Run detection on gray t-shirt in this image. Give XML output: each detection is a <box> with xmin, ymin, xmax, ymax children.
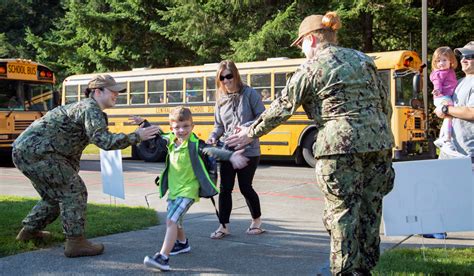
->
<box><xmin>451</xmin><ymin>76</ymin><xmax>474</xmax><ymax>157</ymax></box>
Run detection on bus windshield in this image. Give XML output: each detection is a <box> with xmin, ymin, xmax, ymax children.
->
<box><xmin>394</xmin><ymin>69</ymin><xmax>418</xmax><ymax>106</ymax></box>
<box><xmin>0</xmin><ymin>80</ymin><xmax>54</xmax><ymax>111</ymax></box>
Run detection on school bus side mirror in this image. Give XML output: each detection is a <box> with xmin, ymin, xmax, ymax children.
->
<box><xmin>411</xmin><ymin>73</ymin><xmax>423</xmax><ymax>109</ymax></box>
<box><xmin>412</xmin><ymin>73</ymin><xmax>421</xmax><ymax>98</ymax></box>
<box><xmin>53</xmin><ymin>90</ymin><xmax>61</xmax><ymax>107</ymax></box>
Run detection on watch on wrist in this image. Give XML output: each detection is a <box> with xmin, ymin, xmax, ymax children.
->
<box><xmin>441</xmin><ymin>105</ymin><xmax>449</xmax><ymax>115</ymax></box>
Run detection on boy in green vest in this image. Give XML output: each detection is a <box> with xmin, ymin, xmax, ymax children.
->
<box><xmin>142</xmin><ymin>106</ymin><xmax>248</xmax><ymax>271</ymax></box>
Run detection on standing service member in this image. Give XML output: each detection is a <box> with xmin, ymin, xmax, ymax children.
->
<box><xmin>226</xmin><ymin>12</ymin><xmax>395</xmax><ymax>274</ymax></box>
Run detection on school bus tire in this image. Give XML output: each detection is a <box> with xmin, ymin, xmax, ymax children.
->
<box><xmin>137</xmin><ymin>139</ymin><xmax>167</xmax><ymax>162</ymax></box>
<box><xmin>302</xmin><ymin>130</ymin><xmax>316</xmax><ymax>168</ymax></box>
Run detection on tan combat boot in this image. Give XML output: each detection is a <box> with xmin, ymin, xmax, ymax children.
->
<box><xmin>64</xmin><ymin>235</ymin><xmax>104</xmax><ymax>258</ymax></box>
<box><xmin>16</xmin><ymin>227</ymin><xmax>52</xmax><ymax>241</ymax></box>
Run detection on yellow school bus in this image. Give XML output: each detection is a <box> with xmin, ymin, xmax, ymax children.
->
<box><xmin>62</xmin><ymin>51</ymin><xmax>429</xmax><ymax>166</ymax></box>
<box><xmin>0</xmin><ymin>59</ymin><xmax>58</xmax><ymax>158</ymax></box>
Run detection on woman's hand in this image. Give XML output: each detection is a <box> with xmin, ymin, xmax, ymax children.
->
<box><xmin>226</xmin><ymin>126</ymin><xmax>254</xmax><ymax>150</ymax></box>
<box><xmin>229</xmin><ymin>149</ymin><xmax>249</xmax><ymax>169</ymax></box>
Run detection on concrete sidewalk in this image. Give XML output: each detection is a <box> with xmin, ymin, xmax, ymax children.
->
<box><xmin>1</xmin><ymin>158</ymin><xmax>473</xmax><ymax>275</ymax></box>
<box><xmin>1</xmin><ymin>197</ymin><xmax>473</xmax><ymax>275</ymax></box>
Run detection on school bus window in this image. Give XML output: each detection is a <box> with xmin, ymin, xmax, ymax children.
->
<box><xmin>275</xmin><ymin>73</ymin><xmax>288</xmax><ymax>98</ymax></box>
<box><xmin>115</xmin><ymin>82</ymin><xmax>127</xmax><ymax>105</ymax></box>
<box><xmin>378</xmin><ymin>70</ymin><xmax>390</xmax><ymax>94</ymax></box>
<box><xmin>65</xmin><ymin>85</ymin><xmax>78</xmax><ymax>104</ymax></box>
<box><xmin>395</xmin><ymin>71</ymin><xmax>415</xmax><ymax>106</ymax></box>
<box><xmin>148</xmin><ymin>80</ymin><xmax>164</xmax><ymax>104</ymax></box>
<box><xmin>206</xmin><ymin>76</ymin><xmax>216</xmax><ymax>102</ymax></box>
<box><xmin>80</xmin><ymin>84</ymin><xmax>88</xmax><ymax>100</ymax></box>
<box><xmin>24</xmin><ymin>83</ymin><xmax>54</xmax><ymax>111</ymax></box>
<box><xmin>130</xmin><ymin>81</ymin><xmax>145</xmax><ymax>105</ymax></box>
<box><xmin>0</xmin><ymin>81</ymin><xmax>20</xmax><ymax>110</ymax></box>
<box><xmin>250</xmin><ymin>74</ymin><xmax>271</xmax><ymax>100</ymax></box>
<box><xmin>186</xmin><ymin>77</ymin><xmax>204</xmax><ymax>103</ymax></box>
<box><xmin>167</xmin><ymin>79</ymin><xmax>183</xmax><ymax>103</ymax></box>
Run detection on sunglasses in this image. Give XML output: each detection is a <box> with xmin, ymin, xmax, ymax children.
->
<box><xmin>460</xmin><ymin>54</ymin><xmax>474</xmax><ymax>60</ymax></box>
<box><xmin>219</xmin><ymin>73</ymin><xmax>233</xmax><ymax>81</ymax></box>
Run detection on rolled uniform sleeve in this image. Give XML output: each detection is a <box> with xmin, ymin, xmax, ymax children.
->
<box><xmin>83</xmin><ymin>108</ymin><xmax>141</xmax><ymax>150</ymax></box>
<box><xmin>248</xmin><ymin>67</ymin><xmax>312</xmax><ymax>138</ymax></box>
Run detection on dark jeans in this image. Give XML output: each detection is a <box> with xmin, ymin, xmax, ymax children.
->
<box><xmin>218</xmin><ymin>156</ymin><xmax>261</xmax><ymax>224</ymax></box>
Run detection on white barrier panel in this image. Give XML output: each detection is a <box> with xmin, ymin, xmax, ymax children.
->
<box><xmin>100</xmin><ymin>149</ymin><xmax>125</xmax><ymax>199</ymax></box>
<box><xmin>383</xmin><ymin>157</ymin><xmax>473</xmax><ymax>236</ymax></box>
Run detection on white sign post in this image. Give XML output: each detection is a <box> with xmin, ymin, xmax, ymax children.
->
<box><xmin>100</xmin><ymin>149</ymin><xmax>125</xmax><ymax>200</ymax></box>
<box><xmin>383</xmin><ymin>157</ymin><xmax>474</xmax><ymax>236</ymax></box>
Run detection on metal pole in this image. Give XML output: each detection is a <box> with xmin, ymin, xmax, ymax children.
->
<box><xmin>422</xmin><ymin>0</ymin><xmax>428</xmax><ymax>131</ymax></box>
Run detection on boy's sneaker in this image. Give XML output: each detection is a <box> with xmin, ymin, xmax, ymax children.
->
<box><xmin>143</xmin><ymin>253</ymin><xmax>170</xmax><ymax>271</ymax></box>
<box><xmin>170</xmin><ymin>239</ymin><xmax>191</xmax><ymax>256</ymax></box>
<box><xmin>422</xmin><ymin>232</ymin><xmax>447</xmax><ymax>239</ymax></box>
<box><xmin>433</xmin><ymin>232</ymin><xmax>448</xmax><ymax>239</ymax></box>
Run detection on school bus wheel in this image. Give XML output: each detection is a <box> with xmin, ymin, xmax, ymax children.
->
<box><xmin>301</xmin><ymin>129</ymin><xmax>316</xmax><ymax>168</ymax></box>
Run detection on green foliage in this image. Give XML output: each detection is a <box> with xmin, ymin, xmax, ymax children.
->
<box><xmin>26</xmin><ymin>0</ymin><xmax>191</xmax><ymax>80</ymax></box>
<box><xmin>373</xmin><ymin>247</ymin><xmax>474</xmax><ymax>274</ymax></box>
<box><xmin>0</xmin><ymin>33</ymin><xmax>15</xmax><ymax>57</ymax></box>
<box><xmin>226</xmin><ymin>2</ymin><xmax>301</xmax><ymax>61</ymax></box>
<box><xmin>428</xmin><ymin>3</ymin><xmax>474</xmax><ymax>55</ymax></box>
<box><xmin>0</xmin><ymin>195</ymin><xmax>158</xmax><ymax>257</ymax></box>
<box><xmin>0</xmin><ymin>0</ymin><xmax>63</xmax><ymax>59</ymax></box>
<box><xmin>158</xmin><ymin>0</ymin><xmax>301</xmax><ymax>63</ymax></box>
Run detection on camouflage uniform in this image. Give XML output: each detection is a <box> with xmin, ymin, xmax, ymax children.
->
<box><xmin>248</xmin><ymin>44</ymin><xmax>395</xmax><ymax>274</ymax></box>
<box><xmin>12</xmin><ymin>98</ymin><xmax>140</xmax><ymax>237</ymax></box>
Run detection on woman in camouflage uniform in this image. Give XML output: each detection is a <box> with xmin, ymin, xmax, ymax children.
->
<box><xmin>227</xmin><ymin>12</ymin><xmax>395</xmax><ymax>275</ymax></box>
<box><xmin>13</xmin><ymin>74</ymin><xmax>160</xmax><ymax>258</ymax></box>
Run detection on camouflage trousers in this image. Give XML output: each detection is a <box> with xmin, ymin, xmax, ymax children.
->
<box><xmin>315</xmin><ymin>150</ymin><xmax>394</xmax><ymax>275</ymax></box>
<box><xmin>12</xmin><ymin>148</ymin><xmax>87</xmax><ymax>237</ymax></box>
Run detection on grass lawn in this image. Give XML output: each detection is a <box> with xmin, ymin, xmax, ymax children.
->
<box><xmin>82</xmin><ymin>144</ymin><xmax>132</xmax><ymax>157</ymax></box>
<box><xmin>0</xmin><ymin>195</ymin><xmax>158</xmax><ymax>257</ymax></box>
<box><xmin>373</xmin><ymin>247</ymin><xmax>474</xmax><ymax>274</ymax></box>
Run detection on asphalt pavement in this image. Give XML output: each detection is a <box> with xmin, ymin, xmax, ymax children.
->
<box><xmin>0</xmin><ymin>156</ymin><xmax>473</xmax><ymax>275</ymax></box>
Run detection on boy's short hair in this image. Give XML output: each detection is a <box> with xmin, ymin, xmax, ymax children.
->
<box><xmin>169</xmin><ymin>106</ymin><xmax>193</xmax><ymax>123</ymax></box>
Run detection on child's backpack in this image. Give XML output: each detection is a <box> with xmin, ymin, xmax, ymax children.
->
<box><xmin>199</xmin><ymin>152</ymin><xmax>218</xmax><ymax>192</ymax></box>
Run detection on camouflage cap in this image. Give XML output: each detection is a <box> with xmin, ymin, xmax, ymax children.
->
<box><xmin>454</xmin><ymin>41</ymin><xmax>474</xmax><ymax>56</ymax></box>
<box><xmin>291</xmin><ymin>15</ymin><xmax>325</xmax><ymax>47</ymax></box>
<box><xmin>88</xmin><ymin>74</ymin><xmax>126</xmax><ymax>93</ymax></box>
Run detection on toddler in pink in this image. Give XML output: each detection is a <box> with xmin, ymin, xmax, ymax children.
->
<box><xmin>430</xmin><ymin>46</ymin><xmax>458</xmax><ymax>150</ymax></box>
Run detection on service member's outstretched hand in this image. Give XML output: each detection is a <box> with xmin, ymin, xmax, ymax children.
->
<box><xmin>229</xmin><ymin>149</ymin><xmax>249</xmax><ymax>169</ymax></box>
<box><xmin>135</xmin><ymin>125</ymin><xmax>161</xmax><ymax>141</ymax></box>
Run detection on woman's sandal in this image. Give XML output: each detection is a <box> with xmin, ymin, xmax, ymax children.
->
<box><xmin>210</xmin><ymin>230</ymin><xmax>229</xmax><ymax>239</ymax></box>
<box><xmin>246</xmin><ymin>227</ymin><xmax>266</xmax><ymax>235</ymax></box>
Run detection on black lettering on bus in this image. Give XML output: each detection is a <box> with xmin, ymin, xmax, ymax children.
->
<box><xmin>27</xmin><ymin>67</ymin><xmax>36</xmax><ymax>75</ymax></box>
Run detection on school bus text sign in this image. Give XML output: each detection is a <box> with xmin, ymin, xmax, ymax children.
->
<box><xmin>7</xmin><ymin>63</ymin><xmax>37</xmax><ymax>81</ymax></box>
